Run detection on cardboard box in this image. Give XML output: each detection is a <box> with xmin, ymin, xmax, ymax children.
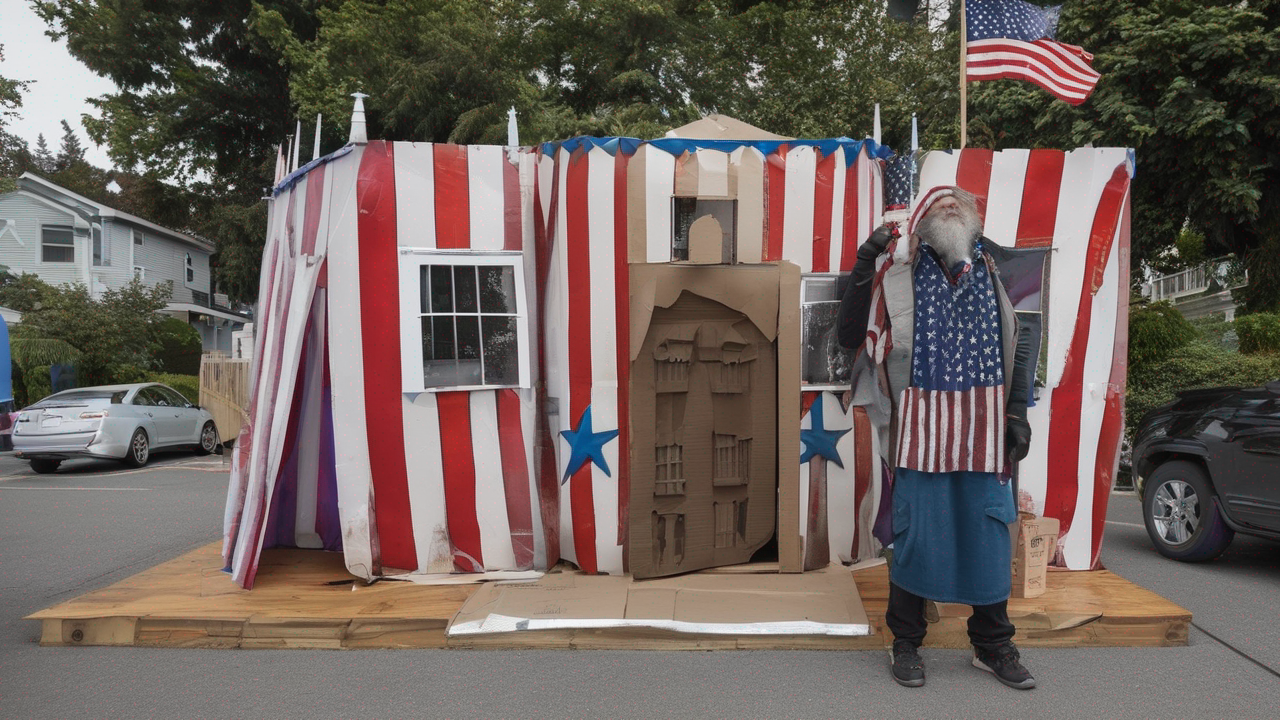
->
<box><xmin>1012</xmin><ymin>512</ymin><xmax>1060</xmax><ymax>598</ymax></box>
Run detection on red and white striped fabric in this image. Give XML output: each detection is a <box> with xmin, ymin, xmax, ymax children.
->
<box><xmin>326</xmin><ymin>141</ymin><xmax>543</xmax><ymax>578</ymax></box>
<box><xmin>916</xmin><ymin>147</ymin><xmax>1132</xmax><ymax>570</ymax></box>
<box><xmin>222</xmin><ymin>153</ymin><xmax>335</xmax><ymax>587</ymax></box>
<box><xmin>894</xmin><ymin>386</ymin><xmax>1006</xmax><ymax>474</ymax></box>
<box><xmin>537</xmin><ymin>144</ymin><xmax>630</xmax><ymax>575</ymax></box>
<box><xmin>798</xmin><ymin>391</ymin><xmax>883</xmax><ymax>565</ymax></box>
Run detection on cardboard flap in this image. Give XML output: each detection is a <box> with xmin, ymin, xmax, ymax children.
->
<box><xmin>447</xmin><ymin>564</ymin><xmax>869</xmax><ymax>637</ymax></box>
<box><xmin>630</xmin><ymin>265</ymin><xmax>782</xmax><ymax>363</ymax></box>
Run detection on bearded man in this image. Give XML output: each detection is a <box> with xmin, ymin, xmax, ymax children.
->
<box><xmin>838</xmin><ymin>186</ymin><xmax>1036</xmax><ymax>690</ymax></box>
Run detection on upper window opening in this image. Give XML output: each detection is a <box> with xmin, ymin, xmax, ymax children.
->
<box><xmin>672</xmin><ymin>198</ymin><xmax>736</xmax><ymax>263</ymax></box>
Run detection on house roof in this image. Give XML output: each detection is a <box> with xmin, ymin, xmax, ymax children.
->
<box><xmin>665</xmin><ymin>115</ymin><xmax>792</xmax><ymax>141</ymax></box>
<box><xmin>16</xmin><ymin>173</ymin><xmax>215</xmax><ymax>253</ymax></box>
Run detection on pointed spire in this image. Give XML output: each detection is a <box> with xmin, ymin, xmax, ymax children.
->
<box><xmin>349</xmin><ymin>92</ymin><xmax>369</xmax><ymax>144</ymax></box>
<box><xmin>312</xmin><ymin>113</ymin><xmax>323</xmax><ymax>161</ymax></box>
<box><xmin>506</xmin><ymin>106</ymin><xmax>520</xmax><ymax>163</ymax></box>
<box><xmin>292</xmin><ymin>120</ymin><xmax>302</xmax><ymax>172</ymax></box>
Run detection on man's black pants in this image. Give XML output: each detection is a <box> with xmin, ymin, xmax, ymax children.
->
<box><xmin>885</xmin><ymin>582</ymin><xmax>1015</xmax><ymax>651</ymax></box>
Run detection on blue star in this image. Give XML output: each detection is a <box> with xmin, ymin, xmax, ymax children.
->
<box><xmin>800</xmin><ymin>393</ymin><xmax>852</xmax><ymax>468</ymax></box>
<box><xmin>559</xmin><ymin>405</ymin><xmax>620</xmax><ymax>484</ymax></box>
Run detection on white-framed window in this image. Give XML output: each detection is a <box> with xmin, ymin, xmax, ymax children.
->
<box><xmin>41</xmin><ymin>225</ymin><xmax>75</xmax><ymax>263</ymax></box>
<box><xmin>671</xmin><ymin>197</ymin><xmax>736</xmax><ymax>262</ymax></box>
<box><xmin>133</xmin><ymin>230</ymin><xmax>144</xmax><ymax>246</ymax></box>
<box><xmin>185</xmin><ymin>253</ymin><xmax>195</xmax><ymax>284</ymax></box>
<box><xmin>398</xmin><ymin>249</ymin><xmax>530</xmax><ymax>392</ymax></box>
<box><xmin>800</xmin><ymin>274</ymin><xmax>855</xmax><ymax>389</ymax></box>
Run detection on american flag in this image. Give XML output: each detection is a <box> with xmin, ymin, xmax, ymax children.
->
<box><xmin>965</xmin><ymin>0</ymin><xmax>1100</xmax><ymax>106</ymax></box>
<box><xmin>894</xmin><ymin>249</ymin><xmax>1006</xmax><ymax>474</ymax></box>
<box><xmin>884</xmin><ymin>153</ymin><xmax>915</xmax><ymax>210</ymax></box>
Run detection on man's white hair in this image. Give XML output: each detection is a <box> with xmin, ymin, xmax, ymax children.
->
<box><xmin>916</xmin><ymin>188</ymin><xmax>982</xmax><ymax>266</ymax></box>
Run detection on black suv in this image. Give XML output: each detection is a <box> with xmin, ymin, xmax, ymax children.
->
<box><xmin>1131</xmin><ymin>381</ymin><xmax>1280</xmax><ymax>561</ymax></box>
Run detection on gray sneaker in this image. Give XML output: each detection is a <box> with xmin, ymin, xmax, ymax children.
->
<box><xmin>890</xmin><ymin>640</ymin><xmax>925</xmax><ymax>687</ymax></box>
<box><xmin>972</xmin><ymin>642</ymin><xmax>1036</xmax><ymax>689</ymax></box>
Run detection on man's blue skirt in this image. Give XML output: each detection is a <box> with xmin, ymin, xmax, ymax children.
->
<box><xmin>889</xmin><ymin>468</ymin><xmax>1018</xmax><ymax>606</ymax></box>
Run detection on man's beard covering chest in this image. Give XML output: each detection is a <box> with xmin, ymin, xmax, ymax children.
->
<box><xmin>917</xmin><ymin>205</ymin><xmax>984</xmax><ymax>268</ymax></box>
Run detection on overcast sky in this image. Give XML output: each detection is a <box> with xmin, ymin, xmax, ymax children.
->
<box><xmin>1</xmin><ymin>0</ymin><xmax>117</xmax><ymax>169</ymax></box>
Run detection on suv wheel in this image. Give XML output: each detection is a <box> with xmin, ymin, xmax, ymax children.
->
<box><xmin>1142</xmin><ymin>460</ymin><xmax>1234</xmax><ymax>562</ymax></box>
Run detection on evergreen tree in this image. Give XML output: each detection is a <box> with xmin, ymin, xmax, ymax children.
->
<box><xmin>32</xmin><ymin>134</ymin><xmax>54</xmax><ymax>175</ymax></box>
<box><xmin>55</xmin><ymin>119</ymin><xmax>86</xmax><ymax>172</ymax></box>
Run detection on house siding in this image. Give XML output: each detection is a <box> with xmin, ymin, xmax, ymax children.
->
<box><xmin>126</xmin><ymin>224</ymin><xmax>213</xmax><ymax>305</ymax></box>
<box><xmin>0</xmin><ymin>192</ymin><xmax>92</xmax><ymax>287</ymax></box>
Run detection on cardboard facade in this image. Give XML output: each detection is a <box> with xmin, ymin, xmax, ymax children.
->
<box><xmin>221</xmin><ymin>128</ymin><xmax>1131</xmax><ymax>589</ymax></box>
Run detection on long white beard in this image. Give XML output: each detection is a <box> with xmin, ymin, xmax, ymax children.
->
<box><xmin>918</xmin><ymin>209</ymin><xmax>982</xmax><ymax>267</ymax></box>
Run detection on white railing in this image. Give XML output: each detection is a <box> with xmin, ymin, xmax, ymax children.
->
<box><xmin>1147</xmin><ymin>259</ymin><xmax>1246</xmax><ymax>302</ymax></box>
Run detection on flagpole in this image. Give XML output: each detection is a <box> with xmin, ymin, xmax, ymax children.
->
<box><xmin>959</xmin><ymin>0</ymin><xmax>968</xmax><ymax>148</ymax></box>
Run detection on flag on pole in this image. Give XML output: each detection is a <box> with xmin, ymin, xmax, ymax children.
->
<box><xmin>964</xmin><ymin>0</ymin><xmax>1100</xmax><ymax>105</ymax></box>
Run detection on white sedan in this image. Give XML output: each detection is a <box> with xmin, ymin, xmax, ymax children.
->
<box><xmin>12</xmin><ymin>383</ymin><xmax>220</xmax><ymax>473</ymax></box>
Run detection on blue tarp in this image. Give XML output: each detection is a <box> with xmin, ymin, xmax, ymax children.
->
<box><xmin>0</xmin><ymin>315</ymin><xmax>11</xmax><ymax>403</ymax></box>
<box><xmin>540</xmin><ymin>135</ymin><xmax>894</xmax><ymax>165</ymax></box>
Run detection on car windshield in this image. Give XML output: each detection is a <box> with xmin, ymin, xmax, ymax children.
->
<box><xmin>29</xmin><ymin>390</ymin><xmax>128</xmax><ymax>409</ymax></box>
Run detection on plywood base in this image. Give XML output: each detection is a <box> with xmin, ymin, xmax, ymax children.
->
<box><xmin>27</xmin><ymin>543</ymin><xmax>1190</xmax><ymax>650</ymax></box>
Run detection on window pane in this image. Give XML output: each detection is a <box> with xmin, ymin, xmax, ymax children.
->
<box><xmin>803</xmin><ymin>277</ymin><xmax>838</xmax><ymax>303</ymax></box>
<box><xmin>432</xmin><ymin>316</ymin><xmax>455</xmax><ymax>360</ymax></box>
<box><xmin>455</xmin><ymin>266</ymin><xmax>478</xmax><ymax>313</ymax></box>
<box><xmin>454</xmin><ymin>316</ymin><xmax>483</xmax><ymax>385</ymax></box>
<box><xmin>801</xmin><ymin>301</ymin><xmax>853</xmax><ymax>386</ymax></box>
<box><xmin>430</xmin><ymin>266</ymin><xmax>453</xmax><ymax>313</ymax></box>
<box><xmin>482</xmin><ymin>316</ymin><xmax>520</xmax><ymax>385</ymax></box>
<box><xmin>93</xmin><ymin>229</ymin><xmax>103</xmax><ymax>265</ymax></box>
<box><xmin>456</xmin><ymin>316</ymin><xmax>481</xmax><ymax>359</ymax></box>
<box><xmin>42</xmin><ymin>245</ymin><xmax>75</xmax><ymax>263</ymax></box>
<box><xmin>419</xmin><ymin>265</ymin><xmax>431</xmax><ymax>314</ymax></box>
<box><xmin>478</xmin><ymin>266</ymin><xmax>517</xmax><ymax>313</ymax></box>
<box><xmin>42</xmin><ymin>227</ymin><xmax>74</xmax><ymax>245</ymax></box>
<box><xmin>421</xmin><ymin>316</ymin><xmax>434</xmax><ymax>360</ymax></box>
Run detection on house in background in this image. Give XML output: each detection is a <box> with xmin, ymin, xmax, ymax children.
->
<box><xmin>1142</xmin><ymin>257</ymin><xmax>1248</xmax><ymax>321</ymax></box>
<box><xmin>0</xmin><ymin>173</ymin><xmax>248</xmax><ymax>352</ymax></box>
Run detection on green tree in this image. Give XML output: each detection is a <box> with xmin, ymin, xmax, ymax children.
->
<box><xmin>34</xmin><ymin>0</ymin><xmax>323</xmax><ymax>302</ymax></box>
<box><xmin>10</xmin><ymin>276</ymin><xmax>172</xmax><ymax>385</ymax></box>
<box><xmin>32</xmin><ymin>134</ymin><xmax>54</xmax><ymax>175</ymax></box>
<box><xmin>967</xmin><ymin>0</ymin><xmax>1280</xmax><ymax>311</ymax></box>
<box><xmin>0</xmin><ymin>43</ymin><xmax>32</xmax><ymax>193</ymax></box>
<box><xmin>55</xmin><ymin>119</ymin><xmax>85</xmax><ymax>172</ymax></box>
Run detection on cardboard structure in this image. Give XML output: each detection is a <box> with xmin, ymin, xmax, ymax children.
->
<box><xmin>220</xmin><ymin>118</ymin><xmax>1132</xmax><ymax>588</ymax></box>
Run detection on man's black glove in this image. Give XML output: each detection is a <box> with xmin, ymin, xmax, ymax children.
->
<box><xmin>1006</xmin><ymin>416</ymin><xmax>1032</xmax><ymax>463</ymax></box>
<box><xmin>856</xmin><ymin>225</ymin><xmax>894</xmax><ymax>262</ymax></box>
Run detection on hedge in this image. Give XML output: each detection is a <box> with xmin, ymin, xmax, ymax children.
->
<box><xmin>1125</xmin><ymin>342</ymin><xmax>1280</xmax><ymax>439</ymax></box>
<box><xmin>148</xmin><ymin>373</ymin><xmax>201</xmax><ymax>406</ymax></box>
<box><xmin>1128</xmin><ymin>302</ymin><xmax>1198</xmax><ymax>366</ymax></box>
<box><xmin>1236</xmin><ymin>313</ymin><xmax>1280</xmax><ymax>355</ymax></box>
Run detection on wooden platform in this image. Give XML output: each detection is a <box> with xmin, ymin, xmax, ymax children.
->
<box><xmin>27</xmin><ymin>542</ymin><xmax>1190</xmax><ymax>650</ymax></box>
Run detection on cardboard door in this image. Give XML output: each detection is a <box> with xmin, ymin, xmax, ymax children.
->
<box><xmin>629</xmin><ymin>290</ymin><xmax>777</xmax><ymax>578</ymax></box>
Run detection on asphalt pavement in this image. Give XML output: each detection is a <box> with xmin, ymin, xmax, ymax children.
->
<box><xmin>1</xmin><ymin>452</ymin><xmax>1277</xmax><ymax>718</ymax></box>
